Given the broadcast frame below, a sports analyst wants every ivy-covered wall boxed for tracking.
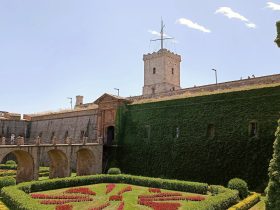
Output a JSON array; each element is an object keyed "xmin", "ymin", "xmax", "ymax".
[{"xmin": 116, "ymin": 85, "xmax": 280, "ymax": 190}]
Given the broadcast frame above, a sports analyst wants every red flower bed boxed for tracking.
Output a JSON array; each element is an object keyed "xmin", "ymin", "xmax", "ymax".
[
  {"xmin": 40, "ymin": 197, "xmax": 93, "ymax": 205},
  {"xmin": 55, "ymin": 204, "xmax": 73, "ymax": 210},
  {"xmin": 186, "ymin": 195, "xmax": 205, "ymax": 201},
  {"xmin": 64, "ymin": 187, "xmax": 96, "ymax": 196},
  {"xmin": 31, "ymin": 194, "xmax": 91, "ymax": 200},
  {"xmin": 138, "ymin": 192, "xmax": 182, "ymax": 199},
  {"xmin": 88, "ymin": 202, "xmax": 110, "ymax": 210},
  {"xmin": 109, "ymin": 195, "xmax": 123, "ymax": 201},
  {"xmin": 117, "ymin": 186, "xmax": 132, "ymax": 195},
  {"xmin": 117, "ymin": 201, "xmax": 124, "ymax": 210},
  {"xmin": 105, "ymin": 183, "xmax": 116, "ymax": 194},
  {"xmin": 138, "ymin": 200, "xmax": 181, "ymax": 210},
  {"xmin": 149, "ymin": 188, "xmax": 161, "ymax": 193}
]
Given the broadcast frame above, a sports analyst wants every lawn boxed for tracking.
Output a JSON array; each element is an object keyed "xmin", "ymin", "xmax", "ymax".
[{"xmin": 31, "ymin": 183, "xmax": 208, "ymax": 210}]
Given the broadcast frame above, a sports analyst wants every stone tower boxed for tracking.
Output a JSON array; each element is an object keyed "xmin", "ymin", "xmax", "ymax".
[{"xmin": 142, "ymin": 49, "xmax": 181, "ymax": 95}]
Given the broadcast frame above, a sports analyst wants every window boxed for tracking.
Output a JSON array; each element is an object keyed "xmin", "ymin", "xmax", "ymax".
[
  {"xmin": 172, "ymin": 68, "xmax": 174, "ymax": 74},
  {"xmin": 39, "ymin": 132, "xmax": 43, "ymax": 138},
  {"xmin": 50, "ymin": 132, "xmax": 55, "ymax": 141},
  {"xmin": 206, "ymin": 124, "xmax": 215, "ymax": 139},
  {"xmin": 64, "ymin": 131, "xmax": 68, "ymax": 140},
  {"xmin": 153, "ymin": 67, "xmax": 156, "ymax": 74},
  {"xmin": 249, "ymin": 121, "xmax": 258, "ymax": 137},
  {"xmin": 80, "ymin": 130, "xmax": 85, "ymax": 140},
  {"xmin": 151, "ymin": 87, "xmax": 155, "ymax": 94},
  {"xmin": 144, "ymin": 125, "xmax": 151, "ymax": 139}
]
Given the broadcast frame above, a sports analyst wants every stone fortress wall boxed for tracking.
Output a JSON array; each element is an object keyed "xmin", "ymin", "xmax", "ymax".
[
  {"xmin": 131, "ymin": 73, "xmax": 280, "ymax": 102},
  {"xmin": 28, "ymin": 108, "xmax": 98, "ymax": 145}
]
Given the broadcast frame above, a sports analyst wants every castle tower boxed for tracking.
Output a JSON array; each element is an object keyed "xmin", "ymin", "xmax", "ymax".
[
  {"xmin": 142, "ymin": 20, "xmax": 181, "ymax": 95},
  {"xmin": 143, "ymin": 49, "xmax": 181, "ymax": 95}
]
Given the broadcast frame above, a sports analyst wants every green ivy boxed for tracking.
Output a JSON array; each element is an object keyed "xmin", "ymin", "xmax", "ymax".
[{"xmin": 116, "ymin": 86, "xmax": 280, "ymax": 191}]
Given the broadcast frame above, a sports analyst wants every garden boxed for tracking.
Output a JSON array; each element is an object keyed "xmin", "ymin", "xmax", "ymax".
[{"xmin": 0, "ymin": 170, "xmax": 263, "ymax": 210}]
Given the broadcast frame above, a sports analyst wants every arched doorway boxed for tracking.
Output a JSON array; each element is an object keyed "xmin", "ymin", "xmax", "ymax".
[
  {"xmin": 106, "ymin": 126, "xmax": 115, "ymax": 145},
  {"xmin": 2, "ymin": 151, "xmax": 34, "ymax": 183},
  {"xmin": 76, "ymin": 149, "xmax": 95, "ymax": 176},
  {"xmin": 48, "ymin": 149, "xmax": 70, "ymax": 178}
]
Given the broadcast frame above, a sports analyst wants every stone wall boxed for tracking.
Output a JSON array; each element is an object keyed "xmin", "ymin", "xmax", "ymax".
[
  {"xmin": 132, "ymin": 73, "xmax": 280, "ymax": 102},
  {"xmin": 0, "ymin": 119, "xmax": 28, "ymax": 144},
  {"xmin": 29, "ymin": 109, "xmax": 98, "ymax": 144}
]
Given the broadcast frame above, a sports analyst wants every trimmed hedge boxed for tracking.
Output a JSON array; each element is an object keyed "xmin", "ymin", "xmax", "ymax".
[
  {"xmin": 107, "ymin": 168, "xmax": 121, "ymax": 175},
  {"xmin": 1, "ymin": 174, "xmax": 238, "ymax": 210},
  {"xmin": 116, "ymin": 86, "xmax": 280, "ymax": 190},
  {"xmin": 266, "ymin": 120, "xmax": 280, "ymax": 210},
  {"xmin": 228, "ymin": 192, "xmax": 261, "ymax": 210},
  {"xmin": 228, "ymin": 178, "xmax": 249, "ymax": 199},
  {"xmin": 0, "ymin": 177, "xmax": 16, "ymax": 189}
]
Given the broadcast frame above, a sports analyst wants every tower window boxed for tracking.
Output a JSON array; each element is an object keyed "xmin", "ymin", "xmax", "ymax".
[
  {"xmin": 50, "ymin": 132, "xmax": 55, "ymax": 141},
  {"xmin": 249, "ymin": 121, "xmax": 258, "ymax": 137},
  {"xmin": 172, "ymin": 68, "xmax": 174, "ymax": 74},
  {"xmin": 80, "ymin": 130, "xmax": 85, "ymax": 140},
  {"xmin": 153, "ymin": 67, "xmax": 156, "ymax": 74},
  {"xmin": 151, "ymin": 87, "xmax": 155, "ymax": 94}
]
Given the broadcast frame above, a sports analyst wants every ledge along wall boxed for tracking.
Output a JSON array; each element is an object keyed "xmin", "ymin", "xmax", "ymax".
[{"xmin": 116, "ymin": 85, "xmax": 280, "ymax": 191}]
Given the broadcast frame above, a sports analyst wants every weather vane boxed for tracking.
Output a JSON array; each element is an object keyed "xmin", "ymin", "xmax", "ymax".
[{"xmin": 150, "ymin": 18, "xmax": 173, "ymax": 50}]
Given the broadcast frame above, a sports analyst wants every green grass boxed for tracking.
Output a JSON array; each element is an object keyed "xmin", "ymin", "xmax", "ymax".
[{"xmin": 32, "ymin": 183, "xmax": 208, "ymax": 210}]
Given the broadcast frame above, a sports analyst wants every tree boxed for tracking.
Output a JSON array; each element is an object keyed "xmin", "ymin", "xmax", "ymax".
[
  {"xmin": 275, "ymin": 21, "xmax": 280, "ymax": 47},
  {"xmin": 266, "ymin": 120, "xmax": 280, "ymax": 209}
]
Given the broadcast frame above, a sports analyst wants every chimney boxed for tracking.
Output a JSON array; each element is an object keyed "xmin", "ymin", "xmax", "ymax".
[{"xmin": 75, "ymin": 95, "xmax": 84, "ymax": 106}]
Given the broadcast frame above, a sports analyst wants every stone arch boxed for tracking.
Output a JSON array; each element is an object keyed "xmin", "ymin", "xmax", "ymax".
[
  {"xmin": 48, "ymin": 149, "xmax": 70, "ymax": 178},
  {"xmin": 1, "ymin": 150, "xmax": 34, "ymax": 183},
  {"xmin": 76, "ymin": 148, "xmax": 95, "ymax": 176}
]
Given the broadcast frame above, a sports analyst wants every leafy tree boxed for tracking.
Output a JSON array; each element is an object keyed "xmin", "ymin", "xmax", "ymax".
[{"xmin": 266, "ymin": 120, "xmax": 280, "ymax": 209}]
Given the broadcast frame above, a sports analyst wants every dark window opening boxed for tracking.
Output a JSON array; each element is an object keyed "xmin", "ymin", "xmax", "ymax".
[
  {"xmin": 207, "ymin": 124, "xmax": 215, "ymax": 139},
  {"xmin": 39, "ymin": 132, "xmax": 43, "ymax": 138},
  {"xmin": 64, "ymin": 131, "xmax": 68, "ymax": 140},
  {"xmin": 153, "ymin": 67, "xmax": 156, "ymax": 74},
  {"xmin": 80, "ymin": 130, "xmax": 85, "ymax": 140},
  {"xmin": 50, "ymin": 132, "xmax": 55, "ymax": 141},
  {"xmin": 249, "ymin": 121, "xmax": 258, "ymax": 137},
  {"xmin": 106, "ymin": 126, "xmax": 115, "ymax": 145},
  {"xmin": 144, "ymin": 125, "xmax": 151, "ymax": 139},
  {"xmin": 152, "ymin": 87, "xmax": 155, "ymax": 94},
  {"xmin": 172, "ymin": 68, "xmax": 174, "ymax": 74}
]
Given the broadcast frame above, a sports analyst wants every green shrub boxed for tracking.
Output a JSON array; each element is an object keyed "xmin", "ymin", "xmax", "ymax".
[
  {"xmin": 0, "ymin": 164, "xmax": 17, "ymax": 170},
  {"xmin": 229, "ymin": 192, "xmax": 260, "ymax": 210},
  {"xmin": 228, "ymin": 178, "xmax": 249, "ymax": 199},
  {"xmin": 5, "ymin": 160, "xmax": 16, "ymax": 165},
  {"xmin": 107, "ymin": 168, "xmax": 121, "ymax": 175},
  {"xmin": 266, "ymin": 120, "xmax": 280, "ymax": 210},
  {"xmin": 0, "ymin": 177, "xmax": 16, "ymax": 189}
]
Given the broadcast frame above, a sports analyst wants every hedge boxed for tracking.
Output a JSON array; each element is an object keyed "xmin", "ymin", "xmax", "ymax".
[
  {"xmin": 228, "ymin": 178, "xmax": 249, "ymax": 199},
  {"xmin": 1, "ymin": 174, "xmax": 238, "ymax": 210},
  {"xmin": 228, "ymin": 192, "xmax": 261, "ymax": 210},
  {"xmin": 116, "ymin": 85, "xmax": 280, "ymax": 190},
  {"xmin": 266, "ymin": 120, "xmax": 280, "ymax": 210},
  {"xmin": 0, "ymin": 177, "xmax": 16, "ymax": 189}
]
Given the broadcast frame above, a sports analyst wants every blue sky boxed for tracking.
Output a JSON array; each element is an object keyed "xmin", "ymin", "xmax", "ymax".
[{"xmin": 0, "ymin": 0, "xmax": 279, "ymax": 114}]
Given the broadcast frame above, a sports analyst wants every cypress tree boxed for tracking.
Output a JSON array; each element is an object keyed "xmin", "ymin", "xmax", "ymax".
[{"xmin": 266, "ymin": 120, "xmax": 280, "ymax": 209}]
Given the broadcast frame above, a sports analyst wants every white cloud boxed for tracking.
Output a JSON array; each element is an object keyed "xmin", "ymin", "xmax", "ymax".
[
  {"xmin": 148, "ymin": 30, "xmax": 170, "ymax": 38},
  {"xmin": 246, "ymin": 23, "xmax": 257, "ymax": 28},
  {"xmin": 266, "ymin": 2, "xmax": 280, "ymax": 11},
  {"xmin": 215, "ymin": 7, "xmax": 256, "ymax": 29},
  {"xmin": 176, "ymin": 18, "xmax": 211, "ymax": 33}
]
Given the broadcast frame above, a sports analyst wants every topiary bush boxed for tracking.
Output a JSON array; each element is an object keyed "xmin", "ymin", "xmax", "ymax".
[
  {"xmin": 107, "ymin": 168, "xmax": 121, "ymax": 175},
  {"xmin": 228, "ymin": 178, "xmax": 249, "ymax": 199},
  {"xmin": 5, "ymin": 160, "xmax": 16, "ymax": 165},
  {"xmin": 0, "ymin": 177, "xmax": 16, "ymax": 190},
  {"xmin": 266, "ymin": 120, "xmax": 280, "ymax": 210}
]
